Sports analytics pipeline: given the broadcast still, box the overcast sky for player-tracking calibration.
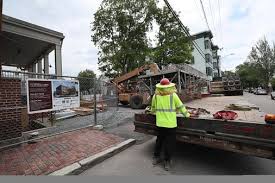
[3,0,275,76]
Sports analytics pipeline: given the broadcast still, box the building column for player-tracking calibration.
[44,54,49,74]
[55,45,62,76]
[32,63,37,73]
[38,59,43,78]
[32,63,37,78]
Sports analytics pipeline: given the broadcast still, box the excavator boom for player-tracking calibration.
[113,63,159,84]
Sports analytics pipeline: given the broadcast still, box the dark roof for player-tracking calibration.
[1,14,64,67]
[191,31,213,40]
[2,14,64,39]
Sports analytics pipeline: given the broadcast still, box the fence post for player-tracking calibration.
[93,78,97,125]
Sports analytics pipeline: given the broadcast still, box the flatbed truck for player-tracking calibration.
[134,96,275,160]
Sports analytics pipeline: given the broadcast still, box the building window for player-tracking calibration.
[213,51,217,59]
[204,40,210,49]
[213,62,218,69]
[206,67,213,76]
[205,54,212,63]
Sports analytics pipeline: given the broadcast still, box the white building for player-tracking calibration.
[212,45,221,78]
[189,31,221,81]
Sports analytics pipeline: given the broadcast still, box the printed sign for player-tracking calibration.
[27,79,80,114]
[52,80,80,111]
[28,80,53,113]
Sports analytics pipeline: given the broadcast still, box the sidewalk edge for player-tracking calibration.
[48,138,136,176]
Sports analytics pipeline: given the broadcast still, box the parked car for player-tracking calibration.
[271,91,275,100]
[255,89,268,95]
[248,88,254,93]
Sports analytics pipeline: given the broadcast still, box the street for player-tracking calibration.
[244,93,275,114]
[81,93,275,175]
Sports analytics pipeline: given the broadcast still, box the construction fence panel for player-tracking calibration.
[95,80,119,127]
[0,70,118,147]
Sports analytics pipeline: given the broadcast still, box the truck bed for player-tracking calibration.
[134,96,275,159]
[184,96,264,124]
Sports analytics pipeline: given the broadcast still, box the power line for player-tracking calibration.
[218,0,223,47]
[195,0,207,30]
[199,0,211,31]
[208,0,217,37]
[163,0,206,61]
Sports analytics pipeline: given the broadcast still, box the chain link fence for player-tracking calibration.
[0,70,118,147]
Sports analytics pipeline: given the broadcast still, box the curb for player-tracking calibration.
[48,138,136,176]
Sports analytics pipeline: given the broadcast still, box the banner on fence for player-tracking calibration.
[27,79,80,114]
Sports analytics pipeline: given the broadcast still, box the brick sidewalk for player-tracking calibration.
[0,128,124,175]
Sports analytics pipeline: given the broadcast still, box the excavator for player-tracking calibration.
[112,63,160,109]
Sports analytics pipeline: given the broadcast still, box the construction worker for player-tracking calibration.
[151,78,191,171]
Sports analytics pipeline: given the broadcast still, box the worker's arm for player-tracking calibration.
[151,95,156,114]
[173,93,190,118]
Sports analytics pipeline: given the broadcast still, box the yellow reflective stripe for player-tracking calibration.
[170,94,173,112]
[156,94,175,112]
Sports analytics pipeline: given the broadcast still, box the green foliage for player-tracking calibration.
[235,62,261,88]
[78,69,96,78]
[91,0,193,77]
[78,70,96,94]
[221,71,235,77]
[247,37,275,88]
[152,6,193,67]
[92,0,158,78]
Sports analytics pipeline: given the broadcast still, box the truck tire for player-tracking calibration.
[130,95,144,109]
[120,101,129,105]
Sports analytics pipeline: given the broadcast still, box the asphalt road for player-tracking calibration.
[81,94,275,175]
[243,92,275,114]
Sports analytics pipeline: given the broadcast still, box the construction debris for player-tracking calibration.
[225,104,252,111]
[80,100,94,108]
[225,103,260,111]
[213,110,238,120]
[72,107,93,116]
[186,106,210,117]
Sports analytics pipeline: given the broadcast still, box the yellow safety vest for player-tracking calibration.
[151,93,190,128]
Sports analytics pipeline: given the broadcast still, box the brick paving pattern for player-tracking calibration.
[0,128,124,175]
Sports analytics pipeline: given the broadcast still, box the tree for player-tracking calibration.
[91,0,194,78]
[235,62,261,88]
[153,6,193,67]
[248,38,275,89]
[92,0,158,78]
[78,70,96,94]
[221,71,235,77]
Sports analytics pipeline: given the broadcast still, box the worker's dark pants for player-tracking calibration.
[154,127,176,161]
